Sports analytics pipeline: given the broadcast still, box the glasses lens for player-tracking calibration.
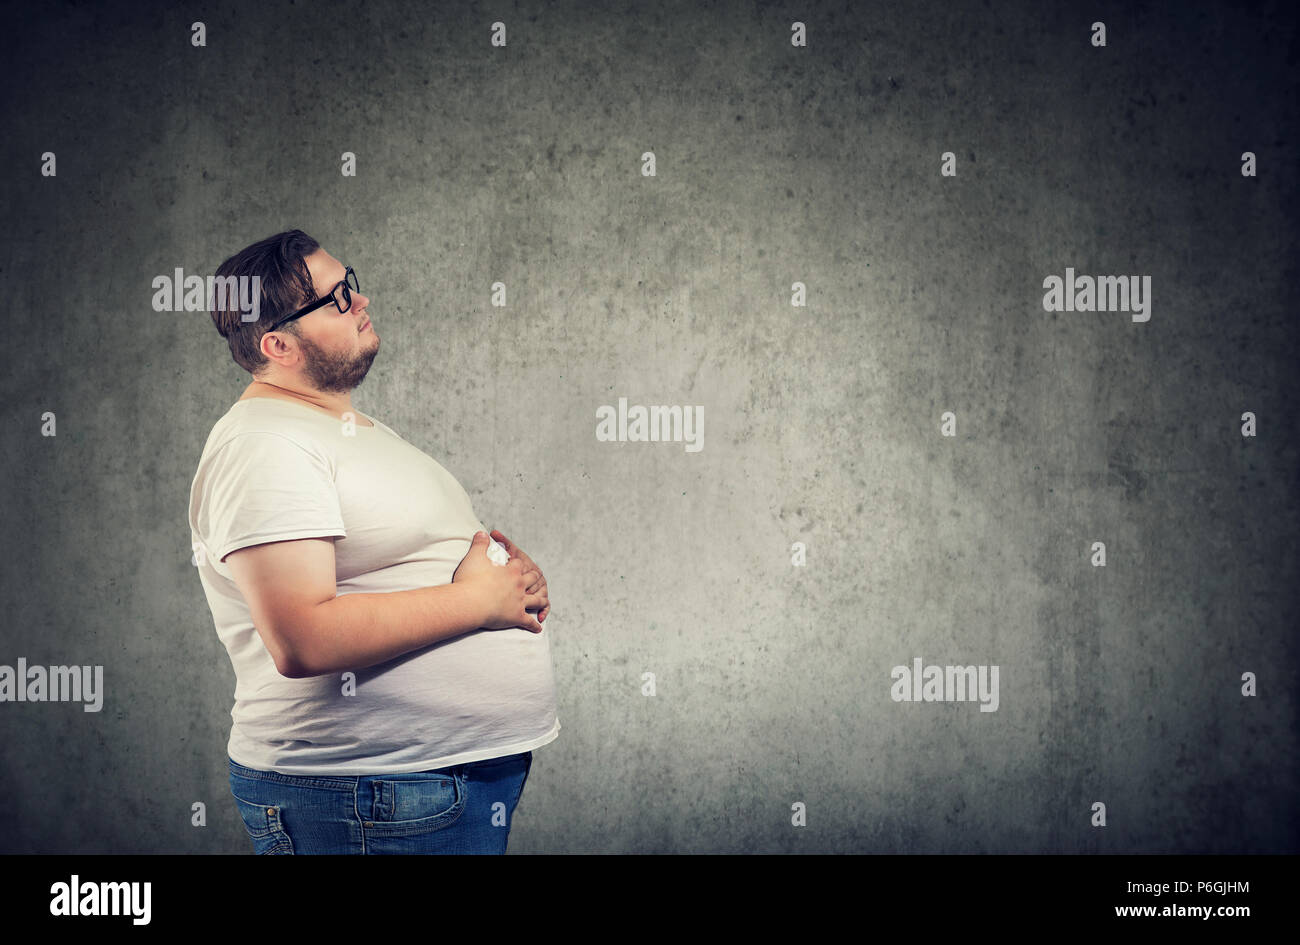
[333,282,351,313]
[347,268,359,292]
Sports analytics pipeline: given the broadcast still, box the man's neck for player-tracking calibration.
[240,379,356,420]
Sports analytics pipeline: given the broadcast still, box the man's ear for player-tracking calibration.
[260,329,294,366]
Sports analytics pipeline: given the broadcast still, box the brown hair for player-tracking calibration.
[209,229,320,375]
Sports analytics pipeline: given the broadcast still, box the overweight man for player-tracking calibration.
[187,229,559,854]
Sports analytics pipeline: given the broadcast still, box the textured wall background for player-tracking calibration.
[1,0,1296,854]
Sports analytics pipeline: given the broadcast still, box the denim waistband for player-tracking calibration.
[228,752,529,790]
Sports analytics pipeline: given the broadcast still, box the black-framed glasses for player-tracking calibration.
[265,266,360,332]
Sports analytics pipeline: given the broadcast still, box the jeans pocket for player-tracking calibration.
[363,771,465,837]
[231,790,295,855]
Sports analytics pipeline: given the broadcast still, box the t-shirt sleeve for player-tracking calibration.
[196,431,347,565]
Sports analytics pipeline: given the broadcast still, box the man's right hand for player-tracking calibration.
[452,532,546,633]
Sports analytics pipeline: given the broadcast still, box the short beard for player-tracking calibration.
[294,328,379,393]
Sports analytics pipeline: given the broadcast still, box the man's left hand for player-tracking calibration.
[489,529,550,623]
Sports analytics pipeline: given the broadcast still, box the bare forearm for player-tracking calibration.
[287,583,486,678]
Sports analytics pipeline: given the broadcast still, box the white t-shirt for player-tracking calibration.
[187,397,560,775]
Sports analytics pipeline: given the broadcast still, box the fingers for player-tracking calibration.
[522,598,549,628]
[497,543,548,629]
[523,571,548,617]
[525,593,550,620]
[516,598,545,634]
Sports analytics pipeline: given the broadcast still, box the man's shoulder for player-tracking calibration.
[200,401,338,463]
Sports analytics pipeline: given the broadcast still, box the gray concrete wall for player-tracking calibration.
[1,0,1296,853]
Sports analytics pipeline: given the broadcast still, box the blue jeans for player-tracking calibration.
[228,751,533,854]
